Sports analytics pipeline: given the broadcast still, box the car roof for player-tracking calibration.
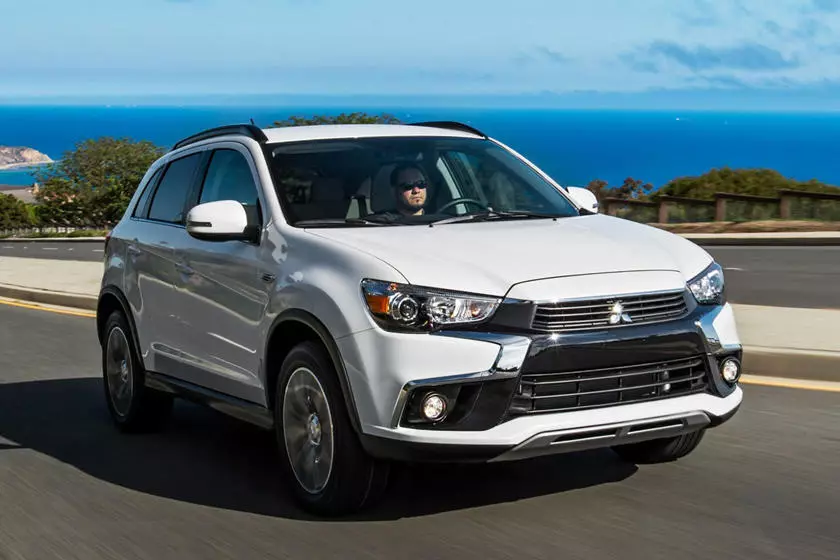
[261,123,484,144]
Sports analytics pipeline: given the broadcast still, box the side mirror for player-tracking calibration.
[186,200,257,242]
[567,186,600,213]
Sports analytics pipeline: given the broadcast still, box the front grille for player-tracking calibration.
[531,290,688,332]
[509,355,709,415]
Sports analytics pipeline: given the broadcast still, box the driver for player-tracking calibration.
[390,163,429,216]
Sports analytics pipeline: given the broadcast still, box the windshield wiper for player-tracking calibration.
[430,210,561,226]
[295,216,403,227]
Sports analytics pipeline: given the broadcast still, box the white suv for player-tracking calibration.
[96,121,743,516]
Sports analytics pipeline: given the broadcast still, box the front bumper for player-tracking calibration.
[338,301,742,462]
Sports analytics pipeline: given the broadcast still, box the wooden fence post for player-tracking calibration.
[658,201,670,223]
[780,194,792,220]
[715,197,727,221]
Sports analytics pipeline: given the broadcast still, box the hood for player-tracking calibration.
[307,214,713,297]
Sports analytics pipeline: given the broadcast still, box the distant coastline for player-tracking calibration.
[0,161,51,172]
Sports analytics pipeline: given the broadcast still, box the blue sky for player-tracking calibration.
[3,0,840,108]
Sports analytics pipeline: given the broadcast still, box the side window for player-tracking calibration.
[147,153,202,224]
[132,167,162,219]
[198,149,259,209]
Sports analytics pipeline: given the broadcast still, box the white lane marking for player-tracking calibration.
[93,249,104,253]
[67,248,74,251]
[2,246,13,249]
[725,267,746,271]
[42,247,58,251]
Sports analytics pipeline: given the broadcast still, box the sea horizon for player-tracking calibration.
[3,104,840,190]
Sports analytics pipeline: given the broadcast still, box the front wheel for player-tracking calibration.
[611,429,706,464]
[274,341,389,517]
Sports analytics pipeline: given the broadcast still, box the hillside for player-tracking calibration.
[0,146,53,170]
[654,167,839,199]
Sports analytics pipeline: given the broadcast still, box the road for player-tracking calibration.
[0,240,104,261]
[706,246,840,310]
[1,302,838,560]
[1,241,838,309]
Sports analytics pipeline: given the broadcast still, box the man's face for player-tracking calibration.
[394,167,428,214]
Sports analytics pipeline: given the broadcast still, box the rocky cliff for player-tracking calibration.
[0,146,53,169]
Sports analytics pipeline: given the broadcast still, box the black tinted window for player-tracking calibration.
[148,154,201,224]
[132,167,162,218]
[199,149,259,207]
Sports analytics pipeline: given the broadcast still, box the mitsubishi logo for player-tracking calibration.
[608,301,633,325]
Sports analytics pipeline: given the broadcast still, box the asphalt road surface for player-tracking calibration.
[706,246,840,310]
[1,241,838,309]
[1,302,838,560]
[0,240,104,261]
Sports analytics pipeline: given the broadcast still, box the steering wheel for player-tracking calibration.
[436,197,490,214]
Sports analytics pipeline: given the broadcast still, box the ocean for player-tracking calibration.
[2,105,840,189]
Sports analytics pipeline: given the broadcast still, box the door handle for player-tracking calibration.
[127,245,142,256]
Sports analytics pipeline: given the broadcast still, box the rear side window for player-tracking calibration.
[132,167,163,218]
[147,153,202,224]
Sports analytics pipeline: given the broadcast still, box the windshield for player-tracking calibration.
[265,136,581,227]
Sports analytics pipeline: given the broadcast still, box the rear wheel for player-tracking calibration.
[101,310,173,433]
[274,341,389,517]
[611,429,706,464]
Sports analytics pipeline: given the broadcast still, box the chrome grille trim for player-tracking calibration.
[531,290,688,332]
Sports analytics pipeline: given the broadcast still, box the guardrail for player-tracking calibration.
[602,189,840,224]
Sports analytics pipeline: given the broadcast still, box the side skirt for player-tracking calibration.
[145,371,274,430]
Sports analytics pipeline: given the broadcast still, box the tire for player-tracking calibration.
[101,309,174,433]
[274,341,390,517]
[611,429,706,464]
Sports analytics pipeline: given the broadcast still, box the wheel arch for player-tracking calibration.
[97,286,139,348]
[264,309,363,434]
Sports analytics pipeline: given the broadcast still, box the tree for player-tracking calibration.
[271,111,402,127]
[585,179,609,203]
[586,177,652,203]
[0,193,33,230]
[34,137,166,228]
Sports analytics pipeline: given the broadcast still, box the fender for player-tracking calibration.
[97,285,140,349]
[265,309,363,435]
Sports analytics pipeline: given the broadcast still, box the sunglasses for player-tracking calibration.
[398,180,428,191]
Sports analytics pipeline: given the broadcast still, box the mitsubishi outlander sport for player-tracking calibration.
[96,121,743,516]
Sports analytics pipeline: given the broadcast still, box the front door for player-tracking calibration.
[172,144,272,404]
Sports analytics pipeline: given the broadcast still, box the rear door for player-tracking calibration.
[128,150,205,377]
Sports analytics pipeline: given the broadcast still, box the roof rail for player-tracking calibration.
[409,121,488,138]
[171,123,268,151]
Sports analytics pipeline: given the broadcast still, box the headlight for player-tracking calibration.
[361,279,501,331]
[687,262,725,305]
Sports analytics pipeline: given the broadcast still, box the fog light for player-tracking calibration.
[721,358,741,384]
[421,393,447,421]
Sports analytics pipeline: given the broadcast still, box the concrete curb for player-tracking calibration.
[0,284,98,311]
[685,236,840,246]
[742,346,840,384]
